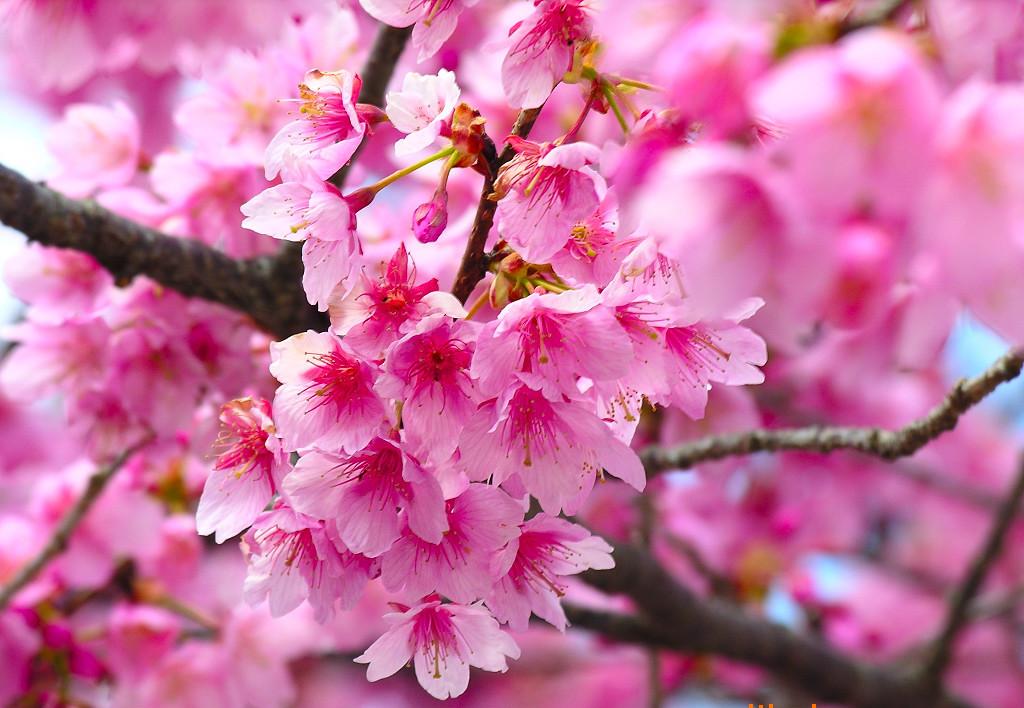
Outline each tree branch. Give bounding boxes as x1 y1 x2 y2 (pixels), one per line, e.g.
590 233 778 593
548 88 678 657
0 163 325 339
641 349 1024 475
451 107 542 302
579 543 970 708
920 454 1024 691
0 444 143 611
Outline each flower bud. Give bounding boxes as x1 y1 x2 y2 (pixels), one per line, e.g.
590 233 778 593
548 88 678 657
412 191 448 243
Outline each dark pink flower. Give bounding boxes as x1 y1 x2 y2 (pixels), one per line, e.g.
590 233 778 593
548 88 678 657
269 331 387 453
328 244 465 359
197 397 289 543
380 484 524 603
283 438 447 557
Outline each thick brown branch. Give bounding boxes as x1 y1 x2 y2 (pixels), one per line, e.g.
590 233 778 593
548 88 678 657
580 543 969 708
642 349 1024 475
921 454 1024 690
451 107 542 302
0 445 142 611
0 163 325 338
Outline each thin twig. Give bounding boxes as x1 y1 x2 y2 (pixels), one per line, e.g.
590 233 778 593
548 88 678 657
642 349 1024 475
0 444 145 611
920 454 1024 690
450 107 542 303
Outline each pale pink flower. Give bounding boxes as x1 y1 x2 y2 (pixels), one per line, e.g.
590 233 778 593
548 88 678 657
376 316 479 464
197 397 289 544
501 0 592 108
471 285 632 400
625 145 790 315
751 29 941 223
355 600 520 699
269 331 387 453
241 178 365 309
243 506 379 623
487 514 613 631
46 102 140 198
494 138 605 263
0 316 110 403
360 0 479 61
4 244 111 320
264 69 373 182
386 69 461 155
380 484 524 603
283 438 447 557
149 151 275 259
458 385 646 514
916 82 1024 344
174 49 293 160
240 179 359 244
657 299 768 419
656 16 770 139
928 0 1024 82
327 243 465 359
105 604 181 681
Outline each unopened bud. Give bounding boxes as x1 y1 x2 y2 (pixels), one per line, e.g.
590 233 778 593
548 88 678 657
412 191 448 243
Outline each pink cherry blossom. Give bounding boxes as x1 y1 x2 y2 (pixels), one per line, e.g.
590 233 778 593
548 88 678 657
46 102 140 198
548 194 636 287
269 330 387 453
241 178 365 309
240 178 359 244
657 299 768 420
196 397 288 544
355 600 520 699
149 151 276 259
487 514 613 631
751 29 941 223
916 82 1024 344
386 69 461 156
376 316 479 464
501 0 592 108
656 16 770 139
105 604 181 681
327 243 464 359
243 506 378 623
458 385 646 514
380 484 524 603
471 285 632 400
264 69 370 182
360 0 479 61
0 611 40 704
494 138 605 263
283 437 447 557
174 49 293 160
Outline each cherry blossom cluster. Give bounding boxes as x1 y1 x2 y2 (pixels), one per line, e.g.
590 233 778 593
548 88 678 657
201 6 767 694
